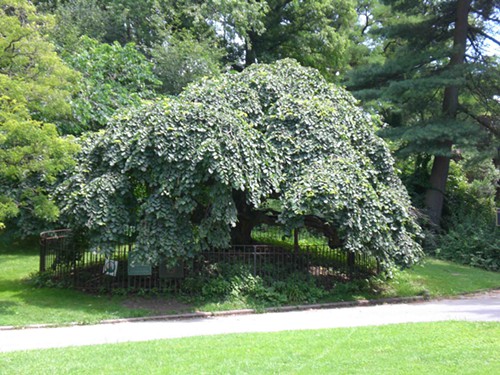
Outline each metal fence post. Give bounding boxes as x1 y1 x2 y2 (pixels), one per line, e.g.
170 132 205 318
253 245 257 276
39 236 46 273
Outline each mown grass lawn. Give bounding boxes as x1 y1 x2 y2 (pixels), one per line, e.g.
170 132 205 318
0 244 147 327
383 258 500 298
1 321 499 374
1 241 499 327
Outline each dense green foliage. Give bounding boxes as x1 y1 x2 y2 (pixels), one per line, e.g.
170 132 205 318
150 31 223 95
433 161 500 271
181 263 326 305
61 36 160 134
348 0 499 159
0 0 497 276
57 60 423 270
0 0 79 232
234 0 358 76
0 0 77 123
40 0 359 77
0 100 78 232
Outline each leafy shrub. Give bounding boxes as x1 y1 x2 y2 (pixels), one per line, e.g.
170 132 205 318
180 262 326 305
27 271 72 289
436 218 499 271
435 160 500 271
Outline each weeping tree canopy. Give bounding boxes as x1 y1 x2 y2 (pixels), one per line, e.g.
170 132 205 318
57 59 423 270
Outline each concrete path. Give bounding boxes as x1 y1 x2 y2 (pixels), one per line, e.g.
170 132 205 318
1 291 498 353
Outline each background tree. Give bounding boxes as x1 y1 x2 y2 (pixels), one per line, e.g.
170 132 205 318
240 0 358 79
0 0 76 123
0 0 79 233
61 36 160 134
150 31 224 96
39 0 224 95
57 60 423 271
347 0 499 225
40 1 361 82
37 0 174 47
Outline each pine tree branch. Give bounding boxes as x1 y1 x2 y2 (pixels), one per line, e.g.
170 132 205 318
470 7 500 23
459 104 500 137
467 34 483 58
383 40 397 54
470 27 500 47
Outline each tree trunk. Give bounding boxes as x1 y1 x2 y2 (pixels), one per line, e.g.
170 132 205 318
231 218 255 244
426 154 452 224
293 228 299 254
245 32 258 67
425 0 471 225
230 190 255 244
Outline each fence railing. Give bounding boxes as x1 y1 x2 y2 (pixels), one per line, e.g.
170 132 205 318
40 231 378 293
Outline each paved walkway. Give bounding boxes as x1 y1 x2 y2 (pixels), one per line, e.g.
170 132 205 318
1 291 499 353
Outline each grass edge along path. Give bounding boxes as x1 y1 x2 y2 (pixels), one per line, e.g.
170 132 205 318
1 321 499 374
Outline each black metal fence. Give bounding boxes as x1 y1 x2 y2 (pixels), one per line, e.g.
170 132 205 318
40 230 378 293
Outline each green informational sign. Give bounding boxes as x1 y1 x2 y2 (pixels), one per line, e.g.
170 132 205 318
127 259 152 276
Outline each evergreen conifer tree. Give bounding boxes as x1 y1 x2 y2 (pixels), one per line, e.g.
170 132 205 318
347 0 499 225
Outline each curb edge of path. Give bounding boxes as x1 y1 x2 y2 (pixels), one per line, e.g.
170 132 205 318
0 295 429 331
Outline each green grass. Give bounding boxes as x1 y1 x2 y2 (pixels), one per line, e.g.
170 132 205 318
252 226 328 246
1 240 499 327
0 244 147 327
385 258 500 298
1 321 498 374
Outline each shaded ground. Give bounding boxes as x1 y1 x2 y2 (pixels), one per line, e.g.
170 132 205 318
122 297 193 315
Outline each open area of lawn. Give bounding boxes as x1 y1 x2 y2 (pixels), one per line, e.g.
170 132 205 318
1 321 498 374
0 244 147 327
382 258 500 298
1 241 499 327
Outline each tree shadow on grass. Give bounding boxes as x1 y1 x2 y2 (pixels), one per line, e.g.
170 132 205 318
0 249 149 326
0 300 20 317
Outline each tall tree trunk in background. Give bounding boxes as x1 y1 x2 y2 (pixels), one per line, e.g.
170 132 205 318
245 31 258 67
425 0 471 225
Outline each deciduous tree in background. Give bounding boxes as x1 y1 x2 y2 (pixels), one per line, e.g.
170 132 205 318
62 36 160 134
0 0 79 232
